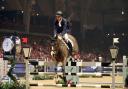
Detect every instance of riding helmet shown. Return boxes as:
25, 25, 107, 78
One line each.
56, 11, 63, 16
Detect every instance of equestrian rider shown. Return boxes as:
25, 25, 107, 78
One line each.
54, 11, 72, 54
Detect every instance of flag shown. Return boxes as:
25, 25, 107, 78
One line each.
22, 37, 28, 43
113, 38, 119, 43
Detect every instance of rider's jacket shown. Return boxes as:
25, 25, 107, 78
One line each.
54, 18, 70, 36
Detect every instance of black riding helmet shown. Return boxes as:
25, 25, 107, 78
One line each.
56, 11, 63, 16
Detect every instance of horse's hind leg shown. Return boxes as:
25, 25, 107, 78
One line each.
54, 61, 58, 83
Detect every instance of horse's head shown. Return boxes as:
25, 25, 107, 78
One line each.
50, 37, 57, 57
51, 35, 63, 54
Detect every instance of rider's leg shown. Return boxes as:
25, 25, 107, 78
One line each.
63, 33, 69, 43
67, 41, 72, 54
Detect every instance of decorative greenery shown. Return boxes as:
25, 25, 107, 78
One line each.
79, 75, 102, 78
8, 57, 19, 85
56, 79, 65, 84
0, 82, 25, 89
79, 75, 90, 78
33, 74, 54, 80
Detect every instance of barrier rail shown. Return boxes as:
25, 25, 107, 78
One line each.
0, 57, 125, 88
28, 59, 124, 88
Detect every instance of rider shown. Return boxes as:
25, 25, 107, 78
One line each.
54, 10, 72, 54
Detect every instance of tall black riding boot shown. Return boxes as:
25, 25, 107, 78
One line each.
67, 41, 72, 55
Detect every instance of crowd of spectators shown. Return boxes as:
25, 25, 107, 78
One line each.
0, 49, 3, 58
0, 35, 123, 63
22, 44, 104, 62
30, 42, 51, 60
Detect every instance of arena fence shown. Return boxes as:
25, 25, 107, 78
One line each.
0, 56, 126, 88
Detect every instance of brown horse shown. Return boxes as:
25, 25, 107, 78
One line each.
51, 34, 79, 83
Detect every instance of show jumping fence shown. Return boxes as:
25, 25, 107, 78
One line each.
27, 56, 125, 88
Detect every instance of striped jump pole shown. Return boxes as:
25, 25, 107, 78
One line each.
123, 55, 127, 88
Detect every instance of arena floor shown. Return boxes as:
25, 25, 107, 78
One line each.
29, 76, 124, 89
30, 86, 123, 89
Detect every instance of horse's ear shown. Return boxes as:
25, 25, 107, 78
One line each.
54, 35, 57, 40
50, 37, 56, 45
51, 37, 56, 41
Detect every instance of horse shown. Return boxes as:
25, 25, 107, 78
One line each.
50, 34, 79, 83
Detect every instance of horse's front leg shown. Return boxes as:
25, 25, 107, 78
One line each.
62, 59, 67, 84
54, 61, 58, 84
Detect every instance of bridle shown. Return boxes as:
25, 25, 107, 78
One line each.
51, 38, 58, 56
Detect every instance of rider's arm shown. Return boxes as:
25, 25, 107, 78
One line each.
66, 21, 71, 33
62, 19, 71, 35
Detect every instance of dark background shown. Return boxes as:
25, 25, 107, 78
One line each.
0, 0, 128, 62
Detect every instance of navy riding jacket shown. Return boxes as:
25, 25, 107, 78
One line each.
54, 18, 70, 36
